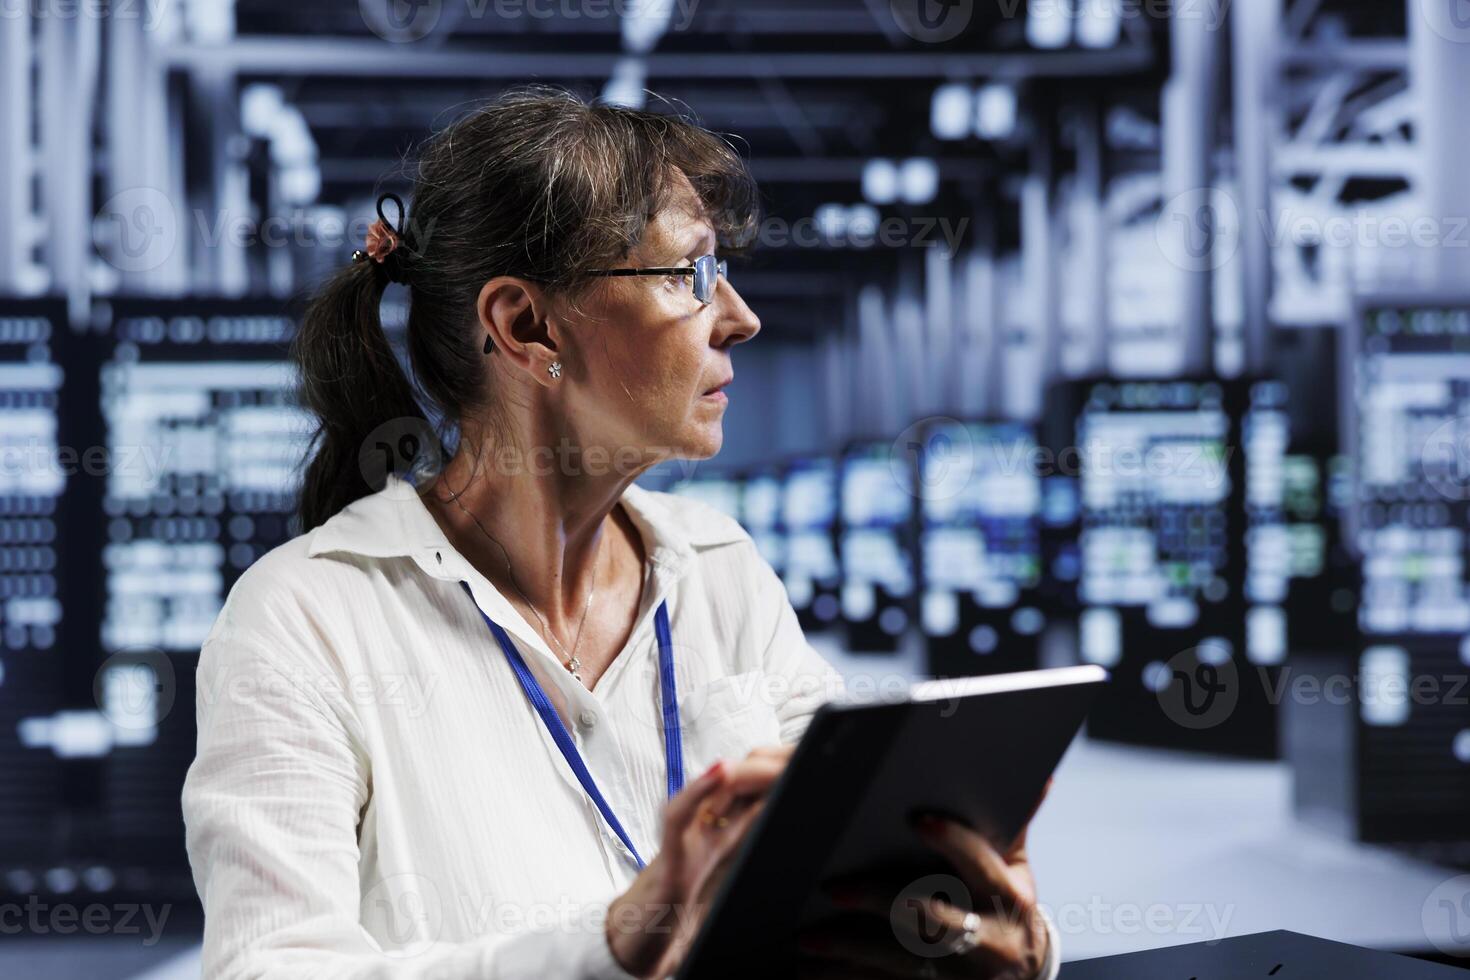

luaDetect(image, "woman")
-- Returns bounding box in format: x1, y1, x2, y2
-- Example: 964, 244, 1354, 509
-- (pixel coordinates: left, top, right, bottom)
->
181, 86, 1059, 979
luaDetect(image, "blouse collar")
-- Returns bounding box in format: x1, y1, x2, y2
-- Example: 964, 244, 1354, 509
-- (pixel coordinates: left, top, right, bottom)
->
306, 472, 745, 566
305, 472, 746, 659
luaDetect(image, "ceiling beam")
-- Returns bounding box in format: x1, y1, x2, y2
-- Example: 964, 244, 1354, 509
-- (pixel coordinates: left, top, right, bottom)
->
318, 155, 989, 184
167, 39, 1154, 79
1278, 40, 1405, 71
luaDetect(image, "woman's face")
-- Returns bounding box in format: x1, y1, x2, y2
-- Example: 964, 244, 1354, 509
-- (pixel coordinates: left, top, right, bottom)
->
552, 169, 761, 464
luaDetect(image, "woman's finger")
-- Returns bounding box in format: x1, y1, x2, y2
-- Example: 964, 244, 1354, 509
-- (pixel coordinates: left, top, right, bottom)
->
899, 893, 1034, 969
745, 743, 795, 762
914, 815, 1023, 909
701, 753, 788, 815
695, 791, 761, 844
696, 797, 762, 865
688, 797, 768, 905
826, 879, 1035, 968
1008, 819, 1032, 862
663, 760, 728, 832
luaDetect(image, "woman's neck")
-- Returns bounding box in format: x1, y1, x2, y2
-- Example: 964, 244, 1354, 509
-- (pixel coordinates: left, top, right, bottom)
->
425, 422, 650, 633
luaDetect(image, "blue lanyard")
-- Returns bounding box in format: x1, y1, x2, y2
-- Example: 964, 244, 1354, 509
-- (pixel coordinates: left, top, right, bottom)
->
458, 581, 684, 869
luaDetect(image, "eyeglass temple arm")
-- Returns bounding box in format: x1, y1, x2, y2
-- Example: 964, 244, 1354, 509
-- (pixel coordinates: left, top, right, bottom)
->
584, 267, 693, 277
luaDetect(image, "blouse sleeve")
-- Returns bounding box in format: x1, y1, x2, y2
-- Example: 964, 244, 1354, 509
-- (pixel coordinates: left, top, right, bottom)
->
182, 633, 635, 980
748, 554, 846, 745
1032, 906, 1063, 980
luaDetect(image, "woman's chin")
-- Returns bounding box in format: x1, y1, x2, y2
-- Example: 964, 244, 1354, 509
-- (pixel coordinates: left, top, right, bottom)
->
679, 423, 723, 461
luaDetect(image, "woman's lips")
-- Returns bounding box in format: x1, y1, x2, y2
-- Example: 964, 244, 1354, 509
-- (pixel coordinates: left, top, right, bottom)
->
701, 377, 733, 401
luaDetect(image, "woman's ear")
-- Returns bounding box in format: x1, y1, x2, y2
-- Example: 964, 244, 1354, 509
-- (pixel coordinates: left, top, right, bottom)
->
476, 276, 561, 386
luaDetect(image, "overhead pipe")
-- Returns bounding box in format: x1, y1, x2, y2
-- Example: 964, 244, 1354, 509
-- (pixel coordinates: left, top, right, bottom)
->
1022, 118, 1059, 418
1409, 0, 1470, 288
1161, 5, 1223, 376
1232, 0, 1282, 376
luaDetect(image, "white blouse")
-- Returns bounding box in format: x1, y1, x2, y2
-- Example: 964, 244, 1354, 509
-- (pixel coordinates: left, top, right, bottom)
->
181, 473, 1060, 979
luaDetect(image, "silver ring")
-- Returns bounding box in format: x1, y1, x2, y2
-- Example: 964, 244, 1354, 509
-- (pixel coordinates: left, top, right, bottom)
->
947, 911, 983, 956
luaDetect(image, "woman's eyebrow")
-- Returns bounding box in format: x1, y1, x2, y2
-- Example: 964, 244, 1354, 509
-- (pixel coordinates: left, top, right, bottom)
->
678, 225, 716, 257
650, 224, 714, 265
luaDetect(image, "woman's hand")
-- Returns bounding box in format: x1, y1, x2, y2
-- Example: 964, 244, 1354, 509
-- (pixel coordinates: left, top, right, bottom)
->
605, 745, 793, 979
798, 780, 1054, 980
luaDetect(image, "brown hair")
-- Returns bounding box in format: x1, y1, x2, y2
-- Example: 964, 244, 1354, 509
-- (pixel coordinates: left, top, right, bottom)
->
291, 85, 760, 531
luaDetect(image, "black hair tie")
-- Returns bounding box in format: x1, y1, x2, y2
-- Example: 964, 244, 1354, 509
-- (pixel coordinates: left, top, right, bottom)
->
352, 191, 415, 286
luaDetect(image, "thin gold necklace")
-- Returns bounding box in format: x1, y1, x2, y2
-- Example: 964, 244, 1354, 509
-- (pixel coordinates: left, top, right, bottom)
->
440, 479, 602, 684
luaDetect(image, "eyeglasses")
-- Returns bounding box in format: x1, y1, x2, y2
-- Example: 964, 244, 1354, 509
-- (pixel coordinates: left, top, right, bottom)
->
584, 253, 729, 305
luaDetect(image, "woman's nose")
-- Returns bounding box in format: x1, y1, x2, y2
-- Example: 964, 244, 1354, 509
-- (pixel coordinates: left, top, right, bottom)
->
711, 279, 761, 348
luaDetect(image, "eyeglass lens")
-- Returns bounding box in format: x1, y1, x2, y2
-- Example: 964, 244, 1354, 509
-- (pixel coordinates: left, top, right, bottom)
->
692, 255, 728, 304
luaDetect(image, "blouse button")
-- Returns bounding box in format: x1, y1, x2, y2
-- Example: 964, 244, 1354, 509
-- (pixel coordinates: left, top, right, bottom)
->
579, 709, 598, 728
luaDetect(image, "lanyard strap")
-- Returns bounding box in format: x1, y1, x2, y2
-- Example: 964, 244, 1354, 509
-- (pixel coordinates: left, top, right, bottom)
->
458, 580, 683, 869
654, 602, 685, 800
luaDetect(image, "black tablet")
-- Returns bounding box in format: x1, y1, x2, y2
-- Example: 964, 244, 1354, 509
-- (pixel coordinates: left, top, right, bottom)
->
675, 664, 1108, 979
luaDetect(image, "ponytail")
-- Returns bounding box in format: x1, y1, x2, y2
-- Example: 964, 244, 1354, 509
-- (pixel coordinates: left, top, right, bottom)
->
292, 260, 435, 532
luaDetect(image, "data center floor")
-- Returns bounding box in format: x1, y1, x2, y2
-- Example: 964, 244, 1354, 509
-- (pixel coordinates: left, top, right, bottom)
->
1030, 736, 1468, 962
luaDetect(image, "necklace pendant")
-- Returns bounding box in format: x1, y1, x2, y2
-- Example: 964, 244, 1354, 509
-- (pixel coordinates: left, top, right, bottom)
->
566, 656, 582, 674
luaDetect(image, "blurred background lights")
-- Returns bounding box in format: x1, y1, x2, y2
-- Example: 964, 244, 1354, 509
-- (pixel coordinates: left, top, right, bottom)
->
1026, 0, 1073, 49
931, 83, 974, 140
898, 158, 939, 205
1076, 0, 1122, 49
975, 83, 1018, 140
861, 158, 900, 205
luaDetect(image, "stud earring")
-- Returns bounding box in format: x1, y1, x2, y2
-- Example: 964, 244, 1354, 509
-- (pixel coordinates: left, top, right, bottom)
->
548, 361, 562, 379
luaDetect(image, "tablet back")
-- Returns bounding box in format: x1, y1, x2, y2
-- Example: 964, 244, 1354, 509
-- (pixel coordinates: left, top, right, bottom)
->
676, 665, 1106, 978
